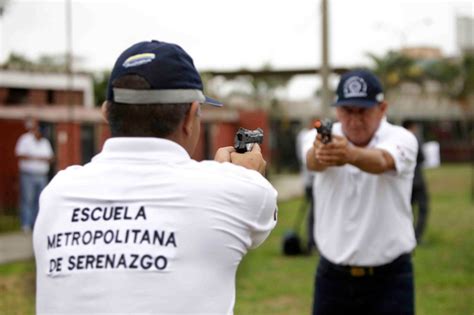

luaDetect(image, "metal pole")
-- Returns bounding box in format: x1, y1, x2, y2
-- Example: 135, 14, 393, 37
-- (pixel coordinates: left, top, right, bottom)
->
320, 0, 330, 117
66, 0, 73, 96
65, 0, 74, 167
0, 0, 9, 64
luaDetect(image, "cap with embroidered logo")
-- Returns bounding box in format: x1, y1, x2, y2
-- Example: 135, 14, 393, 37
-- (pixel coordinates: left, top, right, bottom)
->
333, 69, 384, 108
106, 40, 222, 107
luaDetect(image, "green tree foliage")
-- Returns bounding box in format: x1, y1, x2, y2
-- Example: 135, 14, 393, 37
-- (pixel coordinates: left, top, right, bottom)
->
1, 52, 79, 72
93, 71, 110, 107
1, 53, 37, 71
367, 51, 423, 88
458, 54, 474, 101
368, 50, 474, 110
247, 64, 291, 103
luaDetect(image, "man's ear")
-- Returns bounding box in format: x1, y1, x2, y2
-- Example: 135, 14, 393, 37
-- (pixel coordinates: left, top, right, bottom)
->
182, 101, 200, 136
379, 101, 388, 114
101, 101, 109, 123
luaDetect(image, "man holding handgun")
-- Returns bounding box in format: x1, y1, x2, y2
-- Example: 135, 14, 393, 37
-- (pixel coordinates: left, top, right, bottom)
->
34, 40, 277, 315
303, 70, 418, 315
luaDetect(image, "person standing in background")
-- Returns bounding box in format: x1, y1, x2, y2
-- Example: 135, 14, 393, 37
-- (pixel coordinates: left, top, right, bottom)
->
15, 118, 54, 233
402, 119, 430, 243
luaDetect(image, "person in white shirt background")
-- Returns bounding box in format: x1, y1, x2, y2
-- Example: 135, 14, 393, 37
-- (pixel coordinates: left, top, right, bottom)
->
304, 69, 418, 315
15, 117, 53, 233
33, 40, 277, 315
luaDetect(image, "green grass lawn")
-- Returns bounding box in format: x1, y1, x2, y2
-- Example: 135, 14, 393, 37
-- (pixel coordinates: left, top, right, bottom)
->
0, 214, 20, 234
234, 164, 474, 315
1, 164, 473, 314
0, 260, 35, 315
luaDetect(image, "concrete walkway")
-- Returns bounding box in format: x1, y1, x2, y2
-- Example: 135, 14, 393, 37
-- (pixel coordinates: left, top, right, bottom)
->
271, 173, 304, 201
0, 231, 33, 265
0, 174, 303, 265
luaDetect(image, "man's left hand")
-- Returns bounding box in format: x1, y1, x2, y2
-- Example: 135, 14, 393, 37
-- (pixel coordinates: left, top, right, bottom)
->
315, 135, 353, 166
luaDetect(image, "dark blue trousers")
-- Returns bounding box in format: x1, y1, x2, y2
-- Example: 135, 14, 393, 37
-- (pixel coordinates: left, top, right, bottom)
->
312, 254, 414, 315
412, 184, 429, 243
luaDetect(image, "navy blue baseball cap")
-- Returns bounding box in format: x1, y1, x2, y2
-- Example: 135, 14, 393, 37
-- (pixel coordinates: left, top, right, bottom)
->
333, 70, 384, 108
107, 40, 222, 107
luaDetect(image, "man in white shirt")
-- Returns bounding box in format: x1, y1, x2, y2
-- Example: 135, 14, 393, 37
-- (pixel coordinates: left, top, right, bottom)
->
304, 70, 418, 315
34, 40, 277, 315
15, 118, 53, 232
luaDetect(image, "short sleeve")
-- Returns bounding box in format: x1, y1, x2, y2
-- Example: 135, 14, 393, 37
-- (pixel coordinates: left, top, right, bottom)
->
376, 128, 418, 176
301, 129, 317, 167
249, 184, 278, 249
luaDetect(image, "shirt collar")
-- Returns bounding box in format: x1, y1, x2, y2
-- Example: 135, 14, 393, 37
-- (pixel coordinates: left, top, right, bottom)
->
93, 137, 191, 163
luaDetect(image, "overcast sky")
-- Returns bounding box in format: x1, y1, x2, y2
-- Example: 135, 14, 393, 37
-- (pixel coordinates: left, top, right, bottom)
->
0, 0, 472, 98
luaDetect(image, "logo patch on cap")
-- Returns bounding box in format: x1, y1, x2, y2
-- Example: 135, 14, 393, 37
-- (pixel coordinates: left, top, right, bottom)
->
123, 53, 156, 68
343, 76, 367, 98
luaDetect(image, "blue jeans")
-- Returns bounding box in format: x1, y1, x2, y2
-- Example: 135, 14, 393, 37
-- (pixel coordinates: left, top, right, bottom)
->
19, 172, 48, 229
312, 254, 414, 315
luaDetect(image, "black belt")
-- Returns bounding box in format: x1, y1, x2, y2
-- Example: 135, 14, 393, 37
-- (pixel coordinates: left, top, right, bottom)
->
320, 253, 411, 277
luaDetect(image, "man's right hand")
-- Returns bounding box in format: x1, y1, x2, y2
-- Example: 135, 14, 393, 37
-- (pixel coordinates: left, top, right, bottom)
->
214, 144, 266, 175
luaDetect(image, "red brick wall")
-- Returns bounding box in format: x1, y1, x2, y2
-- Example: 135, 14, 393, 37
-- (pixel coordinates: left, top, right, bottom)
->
53, 90, 84, 105
0, 88, 8, 104
0, 120, 26, 210
191, 124, 207, 161
28, 89, 47, 105
0, 88, 84, 106
211, 122, 237, 155
97, 123, 111, 152
55, 123, 82, 171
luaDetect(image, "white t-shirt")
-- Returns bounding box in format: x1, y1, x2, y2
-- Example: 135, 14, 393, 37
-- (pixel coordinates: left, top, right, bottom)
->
302, 119, 418, 266
34, 138, 277, 315
15, 132, 53, 175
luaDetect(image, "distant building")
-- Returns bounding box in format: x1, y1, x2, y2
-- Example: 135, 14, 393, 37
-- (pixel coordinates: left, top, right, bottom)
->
456, 15, 474, 54
0, 70, 94, 107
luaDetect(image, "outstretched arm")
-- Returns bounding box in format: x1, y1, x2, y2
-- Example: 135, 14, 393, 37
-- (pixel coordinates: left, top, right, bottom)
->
306, 134, 395, 174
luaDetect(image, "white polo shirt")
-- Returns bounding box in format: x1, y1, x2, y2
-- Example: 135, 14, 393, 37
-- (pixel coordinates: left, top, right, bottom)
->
15, 132, 53, 175
302, 119, 418, 266
34, 138, 277, 315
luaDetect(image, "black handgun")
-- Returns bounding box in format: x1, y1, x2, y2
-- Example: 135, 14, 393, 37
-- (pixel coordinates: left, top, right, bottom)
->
234, 127, 264, 153
314, 119, 333, 144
